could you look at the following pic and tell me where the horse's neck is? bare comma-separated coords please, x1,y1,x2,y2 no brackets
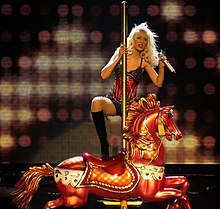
129,140,165,166
126,109,165,166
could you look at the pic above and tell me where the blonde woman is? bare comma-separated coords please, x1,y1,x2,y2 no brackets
91,22,167,159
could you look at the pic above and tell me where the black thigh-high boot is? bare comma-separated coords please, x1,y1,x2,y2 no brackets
92,110,109,159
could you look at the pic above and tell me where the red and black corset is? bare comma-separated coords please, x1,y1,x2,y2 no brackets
108,63,143,104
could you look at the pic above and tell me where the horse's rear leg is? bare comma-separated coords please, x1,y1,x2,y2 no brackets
44,192,89,209
44,197,64,209
63,188,90,208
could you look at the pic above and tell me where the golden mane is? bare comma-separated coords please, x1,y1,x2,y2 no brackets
123,93,160,140
123,94,161,161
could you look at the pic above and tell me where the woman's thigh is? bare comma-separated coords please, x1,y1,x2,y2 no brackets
91,96,116,116
102,97,117,116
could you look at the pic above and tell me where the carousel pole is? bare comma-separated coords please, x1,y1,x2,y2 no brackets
121,1,127,151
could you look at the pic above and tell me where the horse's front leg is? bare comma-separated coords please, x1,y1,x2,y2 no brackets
154,188,192,209
137,178,191,209
44,196,64,209
165,176,190,193
164,176,190,208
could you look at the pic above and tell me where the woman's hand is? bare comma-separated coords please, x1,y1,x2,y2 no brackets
118,44,128,58
159,54,167,68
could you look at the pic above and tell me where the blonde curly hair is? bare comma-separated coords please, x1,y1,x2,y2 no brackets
127,22,159,68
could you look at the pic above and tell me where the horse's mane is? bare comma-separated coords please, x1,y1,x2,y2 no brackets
123,94,160,161
123,93,160,141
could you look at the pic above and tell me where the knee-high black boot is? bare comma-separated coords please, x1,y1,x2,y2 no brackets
92,110,109,159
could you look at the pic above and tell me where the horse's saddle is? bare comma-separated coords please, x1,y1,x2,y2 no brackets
82,150,126,175
78,150,140,193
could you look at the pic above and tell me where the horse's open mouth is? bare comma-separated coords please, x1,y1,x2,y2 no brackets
165,133,176,141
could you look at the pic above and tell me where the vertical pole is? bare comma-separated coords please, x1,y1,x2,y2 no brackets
121,200,128,209
121,1,127,150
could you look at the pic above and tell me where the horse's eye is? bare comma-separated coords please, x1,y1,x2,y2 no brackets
167,109,173,118
165,111,173,118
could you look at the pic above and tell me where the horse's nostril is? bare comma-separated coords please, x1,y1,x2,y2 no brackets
176,133,182,140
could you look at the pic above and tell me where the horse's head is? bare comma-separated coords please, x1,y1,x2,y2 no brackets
123,94,182,162
157,105,182,141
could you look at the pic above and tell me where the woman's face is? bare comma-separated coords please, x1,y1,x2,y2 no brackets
133,31,148,52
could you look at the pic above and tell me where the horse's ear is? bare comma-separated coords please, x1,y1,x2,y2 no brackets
139,94,160,110
162,105,174,113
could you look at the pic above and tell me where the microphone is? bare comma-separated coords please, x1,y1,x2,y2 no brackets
159,51,176,74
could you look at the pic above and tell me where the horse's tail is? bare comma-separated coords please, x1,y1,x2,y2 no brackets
11,163,54,209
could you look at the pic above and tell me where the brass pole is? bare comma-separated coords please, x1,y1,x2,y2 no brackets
121,200,128,209
121,1,127,150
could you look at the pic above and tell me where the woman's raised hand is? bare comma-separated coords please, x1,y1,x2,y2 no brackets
118,44,128,57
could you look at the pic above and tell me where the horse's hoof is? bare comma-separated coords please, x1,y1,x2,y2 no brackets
166,205,174,209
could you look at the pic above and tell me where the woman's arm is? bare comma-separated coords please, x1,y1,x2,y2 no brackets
144,60,165,88
101,45,127,80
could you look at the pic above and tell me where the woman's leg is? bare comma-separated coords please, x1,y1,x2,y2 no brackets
91,97,116,159
91,110,109,159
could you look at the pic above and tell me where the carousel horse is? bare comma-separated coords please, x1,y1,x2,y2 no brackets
11,94,192,209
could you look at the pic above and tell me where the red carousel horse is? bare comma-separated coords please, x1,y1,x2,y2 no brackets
11,94,192,209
